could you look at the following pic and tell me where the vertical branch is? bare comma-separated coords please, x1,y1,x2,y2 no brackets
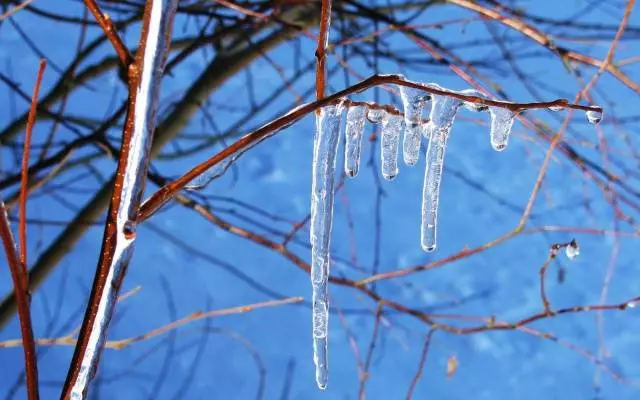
20,59,47,280
0,59,47,400
59,1,178,398
315,0,332,101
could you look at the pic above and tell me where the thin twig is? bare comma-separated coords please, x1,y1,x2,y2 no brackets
315,0,332,101
406,329,436,399
20,59,47,282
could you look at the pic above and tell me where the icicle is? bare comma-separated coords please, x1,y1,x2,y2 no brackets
380,113,403,180
488,106,516,152
399,86,429,166
421,86,463,252
586,109,602,125
344,105,366,177
565,239,579,260
310,103,343,391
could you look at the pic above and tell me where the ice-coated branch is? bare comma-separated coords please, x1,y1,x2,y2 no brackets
60,1,178,399
310,103,344,390
139,74,601,222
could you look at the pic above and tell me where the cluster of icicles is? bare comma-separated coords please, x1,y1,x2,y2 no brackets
309,82,602,390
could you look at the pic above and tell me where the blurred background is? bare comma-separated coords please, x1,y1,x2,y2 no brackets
0,0,639,398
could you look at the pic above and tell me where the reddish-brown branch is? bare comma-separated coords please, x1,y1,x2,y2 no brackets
449,0,640,93
20,59,47,281
406,329,436,399
82,0,133,67
1,58,48,400
138,74,600,222
315,0,332,101
358,302,384,400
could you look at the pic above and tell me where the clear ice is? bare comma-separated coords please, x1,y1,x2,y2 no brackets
421,85,463,252
488,106,516,151
310,103,344,390
399,86,429,166
380,113,403,180
344,105,366,177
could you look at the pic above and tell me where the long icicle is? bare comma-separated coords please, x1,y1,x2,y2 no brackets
421,87,463,252
310,103,343,390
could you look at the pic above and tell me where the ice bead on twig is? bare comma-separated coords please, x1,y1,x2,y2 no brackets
380,113,403,180
488,106,516,151
399,85,429,166
421,85,463,252
586,109,602,125
344,105,366,178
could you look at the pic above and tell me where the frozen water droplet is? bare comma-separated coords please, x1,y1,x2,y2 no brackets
380,113,402,180
627,301,637,309
549,106,565,112
488,107,516,152
367,108,385,123
122,220,136,239
586,110,602,125
565,239,579,260
344,106,366,178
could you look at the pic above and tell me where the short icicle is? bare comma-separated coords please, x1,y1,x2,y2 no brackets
399,86,429,166
421,85,463,252
488,106,516,151
380,113,403,180
344,105,366,177
310,103,344,390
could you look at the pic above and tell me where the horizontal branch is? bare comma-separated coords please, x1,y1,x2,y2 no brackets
139,73,601,221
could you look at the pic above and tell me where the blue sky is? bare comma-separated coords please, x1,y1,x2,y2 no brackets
1,1,639,399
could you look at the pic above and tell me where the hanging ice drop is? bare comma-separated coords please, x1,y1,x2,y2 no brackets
344,105,366,177
565,239,580,260
488,106,516,152
380,113,403,180
586,109,602,125
399,86,429,166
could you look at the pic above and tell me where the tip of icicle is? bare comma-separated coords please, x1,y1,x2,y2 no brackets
383,171,398,181
422,244,436,252
492,143,507,152
316,380,328,391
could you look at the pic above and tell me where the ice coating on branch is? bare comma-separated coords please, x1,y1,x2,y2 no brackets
586,109,602,125
399,86,429,166
421,86,463,252
488,106,516,152
344,105,366,177
367,108,386,123
380,113,403,180
310,103,343,390
460,88,489,112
